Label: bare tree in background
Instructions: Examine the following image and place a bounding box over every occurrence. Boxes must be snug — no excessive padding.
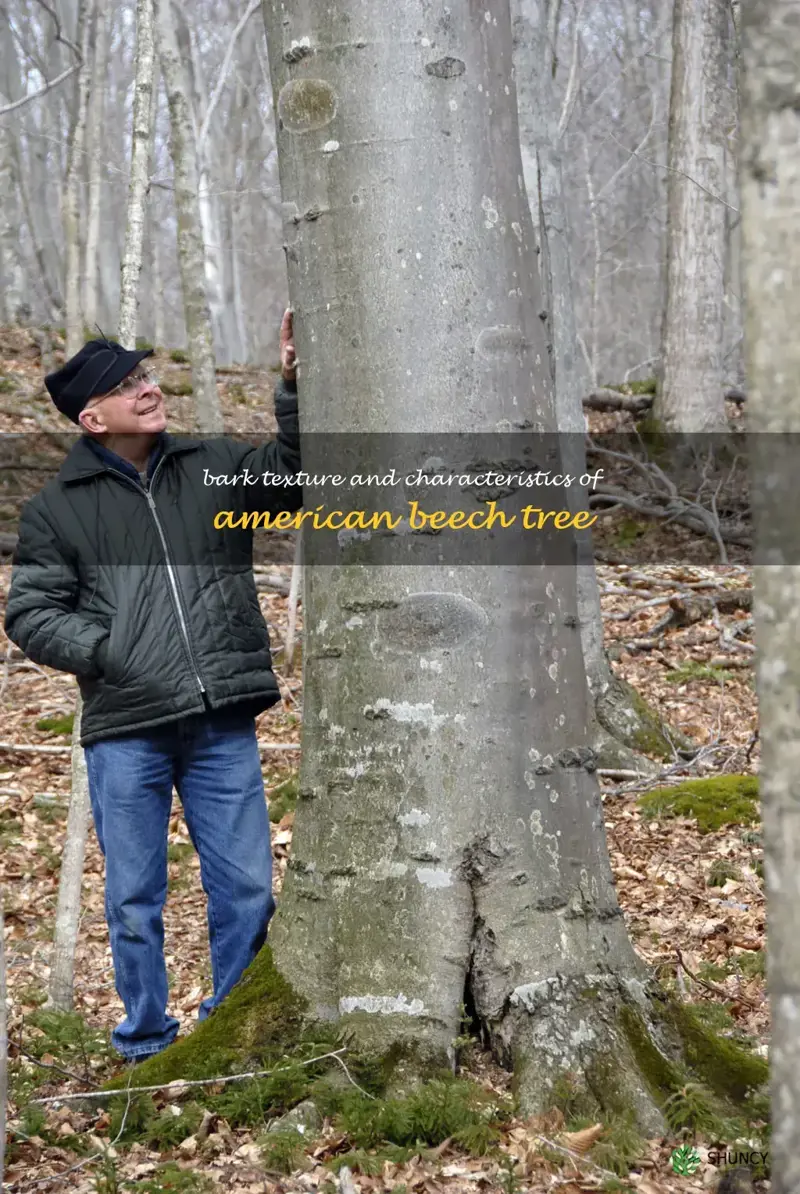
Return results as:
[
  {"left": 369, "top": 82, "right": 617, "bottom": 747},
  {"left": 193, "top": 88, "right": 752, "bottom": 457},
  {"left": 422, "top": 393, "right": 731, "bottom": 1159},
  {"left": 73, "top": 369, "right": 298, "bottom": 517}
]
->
[
  {"left": 741, "top": 2, "right": 800, "bottom": 1191},
  {"left": 83, "top": 0, "right": 111, "bottom": 328},
  {"left": 48, "top": 0, "right": 158, "bottom": 1016},
  {"left": 655, "top": 0, "right": 731, "bottom": 430},
  {"left": 513, "top": 0, "right": 674, "bottom": 772},
  {"left": 156, "top": 0, "right": 222, "bottom": 431},
  {"left": 119, "top": 0, "right": 157, "bottom": 341},
  {"left": 64, "top": 0, "right": 95, "bottom": 356}
]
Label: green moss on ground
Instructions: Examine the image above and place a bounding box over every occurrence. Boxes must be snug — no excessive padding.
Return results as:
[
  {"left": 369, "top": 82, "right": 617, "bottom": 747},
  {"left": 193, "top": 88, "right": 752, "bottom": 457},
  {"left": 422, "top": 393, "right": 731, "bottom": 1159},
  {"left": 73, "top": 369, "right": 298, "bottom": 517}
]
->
[
  {"left": 36, "top": 713, "right": 75, "bottom": 736},
  {"left": 666, "top": 661, "right": 736, "bottom": 686},
  {"left": 169, "top": 349, "right": 189, "bottom": 363},
  {"left": 638, "top": 776, "right": 759, "bottom": 833},
  {"left": 603, "top": 379, "right": 657, "bottom": 396},
  {"left": 160, "top": 380, "right": 193, "bottom": 396},
  {"left": 102, "top": 946, "right": 310, "bottom": 1090}
]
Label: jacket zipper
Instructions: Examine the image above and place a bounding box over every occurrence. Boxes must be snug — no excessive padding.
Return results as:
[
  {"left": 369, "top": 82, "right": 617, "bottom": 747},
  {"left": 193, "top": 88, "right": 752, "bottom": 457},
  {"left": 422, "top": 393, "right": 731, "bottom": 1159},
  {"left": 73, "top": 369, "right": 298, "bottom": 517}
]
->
[{"left": 105, "top": 460, "right": 207, "bottom": 695}]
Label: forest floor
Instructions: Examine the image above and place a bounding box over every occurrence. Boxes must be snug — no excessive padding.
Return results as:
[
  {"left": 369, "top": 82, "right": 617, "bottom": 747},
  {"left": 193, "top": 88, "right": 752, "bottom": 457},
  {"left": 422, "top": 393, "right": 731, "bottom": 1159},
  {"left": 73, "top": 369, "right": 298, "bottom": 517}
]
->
[{"left": 0, "top": 329, "right": 764, "bottom": 1194}]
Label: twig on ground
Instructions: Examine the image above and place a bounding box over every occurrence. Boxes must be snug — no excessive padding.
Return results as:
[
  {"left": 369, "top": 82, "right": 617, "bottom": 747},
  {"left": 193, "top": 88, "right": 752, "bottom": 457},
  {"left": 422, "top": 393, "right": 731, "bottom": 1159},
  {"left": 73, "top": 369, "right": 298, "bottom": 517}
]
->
[{"left": 31, "top": 1047, "right": 349, "bottom": 1104}]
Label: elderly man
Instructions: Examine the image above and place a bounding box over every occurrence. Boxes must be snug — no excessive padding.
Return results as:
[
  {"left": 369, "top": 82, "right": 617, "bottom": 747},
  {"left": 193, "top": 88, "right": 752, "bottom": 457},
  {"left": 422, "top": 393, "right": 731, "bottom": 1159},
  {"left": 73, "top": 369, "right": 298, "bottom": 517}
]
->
[{"left": 4, "top": 312, "right": 301, "bottom": 1064}]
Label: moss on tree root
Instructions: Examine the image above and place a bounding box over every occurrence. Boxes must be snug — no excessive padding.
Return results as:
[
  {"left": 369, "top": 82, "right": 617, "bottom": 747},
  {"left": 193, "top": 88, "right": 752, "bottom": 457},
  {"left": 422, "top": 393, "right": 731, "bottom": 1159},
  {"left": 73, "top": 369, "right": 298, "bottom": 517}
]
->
[
  {"left": 595, "top": 673, "right": 693, "bottom": 761},
  {"left": 620, "top": 989, "right": 769, "bottom": 1130},
  {"left": 102, "top": 946, "right": 316, "bottom": 1092}
]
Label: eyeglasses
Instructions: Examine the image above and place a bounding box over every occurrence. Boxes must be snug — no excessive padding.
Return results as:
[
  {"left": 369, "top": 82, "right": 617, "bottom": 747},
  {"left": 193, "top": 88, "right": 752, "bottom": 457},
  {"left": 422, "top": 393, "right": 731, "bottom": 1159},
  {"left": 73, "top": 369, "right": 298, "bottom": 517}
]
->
[
  {"left": 88, "top": 369, "right": 160, "bottom": 409},
  {"left": 104, "top": 368, "right": 160, "bottom": 399}
]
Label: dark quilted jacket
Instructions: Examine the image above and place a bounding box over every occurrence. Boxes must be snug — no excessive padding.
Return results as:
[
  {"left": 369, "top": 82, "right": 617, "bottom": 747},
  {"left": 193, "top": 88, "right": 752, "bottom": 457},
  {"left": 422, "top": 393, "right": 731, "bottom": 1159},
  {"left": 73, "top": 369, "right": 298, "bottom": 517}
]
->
[{"left": 4, "top": 378, "right": 302, "bottom": 746}]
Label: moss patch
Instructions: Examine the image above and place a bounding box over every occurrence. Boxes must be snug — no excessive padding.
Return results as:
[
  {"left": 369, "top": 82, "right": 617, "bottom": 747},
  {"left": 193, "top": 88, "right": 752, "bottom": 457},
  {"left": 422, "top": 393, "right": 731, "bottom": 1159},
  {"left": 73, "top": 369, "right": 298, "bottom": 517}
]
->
[
  {"left": 664, "top": 999, "right": 768, "bottom": 1104},
  {"left": 596, "top": 675, "right": 686, "bottom": 760},
  {"left": 604, "top": 378, "right": 657, "bottom": 396},
  {"left": 638, "top": 776, "right": 759, "bottom": 833},
  {"left": 36, "top": 713, "right": 75, "bottom": 736},
  {"left": 665, "top": 661, "right": 737, "bottom": 685},
  {"left": 161, "top": 380, "right": 193, "bottom": 397},
  {"left": 101, "top": 946, "right": 311, "bottom": 1090}
]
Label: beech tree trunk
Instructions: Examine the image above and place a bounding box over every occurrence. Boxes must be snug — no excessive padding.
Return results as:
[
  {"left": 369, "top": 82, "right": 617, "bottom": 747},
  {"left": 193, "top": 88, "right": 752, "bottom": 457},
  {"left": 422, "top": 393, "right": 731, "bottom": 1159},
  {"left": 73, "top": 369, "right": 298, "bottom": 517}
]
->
[
  {"left": 655, "top": 0, "right": 731, "bottom": 431},
  {"left": 258, "top": 0, "right": 669, "bottom": 1121},
  {"left": 741, "top": 4, "right": 800, "bottom": 1190},
  {"left": 156, "top": 0, "right": 222, "bottom": 432}
]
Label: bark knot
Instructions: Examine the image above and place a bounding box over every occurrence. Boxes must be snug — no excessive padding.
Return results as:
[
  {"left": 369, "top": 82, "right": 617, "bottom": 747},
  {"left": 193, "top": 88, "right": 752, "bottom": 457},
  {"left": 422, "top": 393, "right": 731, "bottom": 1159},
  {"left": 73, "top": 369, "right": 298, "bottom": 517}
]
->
[{"left": 425, "top": 56, "right": 466, "bottom": 79}]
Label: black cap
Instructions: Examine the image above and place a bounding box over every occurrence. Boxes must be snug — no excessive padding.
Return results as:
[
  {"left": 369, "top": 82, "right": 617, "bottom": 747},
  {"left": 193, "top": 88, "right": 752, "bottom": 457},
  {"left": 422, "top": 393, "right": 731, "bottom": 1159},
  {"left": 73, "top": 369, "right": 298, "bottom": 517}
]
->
[{"left": 45, "top": 338, "right": 155, "bottom": 424}]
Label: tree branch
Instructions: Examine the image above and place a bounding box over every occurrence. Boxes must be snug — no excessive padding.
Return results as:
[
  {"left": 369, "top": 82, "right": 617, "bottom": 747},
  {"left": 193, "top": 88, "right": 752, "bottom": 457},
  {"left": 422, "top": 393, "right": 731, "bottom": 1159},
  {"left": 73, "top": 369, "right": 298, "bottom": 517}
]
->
[
  {"left": 197, "top": 0, "right": 261, "bottom": 153},
  {"left": 0, "top": 62, "right": 80, "bottom": 118}
]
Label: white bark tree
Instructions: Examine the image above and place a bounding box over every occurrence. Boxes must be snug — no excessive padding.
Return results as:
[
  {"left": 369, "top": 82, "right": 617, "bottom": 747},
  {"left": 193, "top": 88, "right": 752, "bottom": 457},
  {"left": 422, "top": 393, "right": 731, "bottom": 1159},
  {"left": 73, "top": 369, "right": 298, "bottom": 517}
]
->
[
  {"left": 48, "top": 0, "right": 158, "bottom": 1016},
  {"left": 654, "top": 0, "right": 731, "bottom": 431},
  {"left": 741, "top": 2, "right": 800, "bottom": 1190},
  {"left": 156, "top": 0, "right": 222, "bottom": 432},
  {"left": 63, "top": 0, "right": 94, "bottom": 356},
  {"left": 512, "top": 0, "right": 675, "bottom": 772},
  {"left": 45, "top": 711, "right": 92, "bottom": 1011},
  {"left": 83, "top": 0, "right": 111, "bottom": 329},
  {"left": 118, "top": 0, "right": 156, "bottom": 343}
]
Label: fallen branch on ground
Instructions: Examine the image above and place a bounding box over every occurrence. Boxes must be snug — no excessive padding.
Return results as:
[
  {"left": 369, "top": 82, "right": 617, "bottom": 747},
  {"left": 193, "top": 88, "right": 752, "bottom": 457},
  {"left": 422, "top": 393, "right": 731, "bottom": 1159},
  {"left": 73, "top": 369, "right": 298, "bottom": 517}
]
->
[{"left": 31, "top": 1047, "right": 351, "bottom": 1104}]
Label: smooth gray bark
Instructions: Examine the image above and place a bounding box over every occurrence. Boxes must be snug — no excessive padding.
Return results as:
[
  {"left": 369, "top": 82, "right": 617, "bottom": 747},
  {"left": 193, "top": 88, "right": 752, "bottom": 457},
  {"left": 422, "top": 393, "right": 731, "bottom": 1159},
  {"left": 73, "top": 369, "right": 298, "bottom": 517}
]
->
[
  {"left": 157, "top": 0, "right": 222, "bottom": 432},
  {"left": 655, "top": 0, "right": 731, "bottom": 431},
  {"left": 262, "top": 0, "right": 661, "bottom": 1119},
  {"left": 741, "top": 4, "right": 800, "bottom": 1190}
]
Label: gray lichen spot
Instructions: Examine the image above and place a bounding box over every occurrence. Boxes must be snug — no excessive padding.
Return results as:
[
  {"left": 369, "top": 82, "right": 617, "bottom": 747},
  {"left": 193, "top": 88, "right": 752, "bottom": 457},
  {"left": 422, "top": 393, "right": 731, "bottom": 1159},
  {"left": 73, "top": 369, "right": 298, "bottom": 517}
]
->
[
  {"left": 425, "top": 56, "right": 466, "bottom": 78},
  {"left": 377, "top": 591, "right": 488, "bottom": 652},
  {"left": 277, "top": 78, "right": 338, "bottom": 133},
  {"left": 475, "top": 326, "right": 529, "bottom": 359}
]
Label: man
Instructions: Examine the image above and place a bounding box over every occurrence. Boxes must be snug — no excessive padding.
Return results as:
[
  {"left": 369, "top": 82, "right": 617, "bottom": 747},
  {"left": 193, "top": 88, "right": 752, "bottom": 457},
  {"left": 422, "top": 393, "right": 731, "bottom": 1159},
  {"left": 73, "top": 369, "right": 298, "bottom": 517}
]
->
[{"left": 4, "top": 312, "right": 301, "bottom": 1063}]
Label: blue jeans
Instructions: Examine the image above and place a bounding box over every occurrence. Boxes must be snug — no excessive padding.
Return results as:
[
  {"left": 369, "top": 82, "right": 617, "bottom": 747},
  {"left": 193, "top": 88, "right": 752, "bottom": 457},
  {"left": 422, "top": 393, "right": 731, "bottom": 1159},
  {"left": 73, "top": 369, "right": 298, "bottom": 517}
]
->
[{"left": 84, "top": 705, "right": 276, "bottom": 1060}]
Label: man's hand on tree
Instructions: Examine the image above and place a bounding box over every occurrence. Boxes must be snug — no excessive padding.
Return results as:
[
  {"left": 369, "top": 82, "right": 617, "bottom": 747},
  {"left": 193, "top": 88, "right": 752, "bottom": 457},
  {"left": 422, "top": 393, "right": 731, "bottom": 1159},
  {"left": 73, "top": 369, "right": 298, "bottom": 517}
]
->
[{"left": 280, "top": 308, "right": 297, "bottom": 382}]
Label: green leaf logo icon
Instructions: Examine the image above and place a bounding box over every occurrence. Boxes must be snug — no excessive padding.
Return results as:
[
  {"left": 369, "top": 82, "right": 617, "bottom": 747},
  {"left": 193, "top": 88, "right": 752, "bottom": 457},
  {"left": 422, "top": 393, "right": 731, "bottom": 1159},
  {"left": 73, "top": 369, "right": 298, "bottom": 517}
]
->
[{"left": 671, "top": 1145, "right": 701, "bottom": 1175}]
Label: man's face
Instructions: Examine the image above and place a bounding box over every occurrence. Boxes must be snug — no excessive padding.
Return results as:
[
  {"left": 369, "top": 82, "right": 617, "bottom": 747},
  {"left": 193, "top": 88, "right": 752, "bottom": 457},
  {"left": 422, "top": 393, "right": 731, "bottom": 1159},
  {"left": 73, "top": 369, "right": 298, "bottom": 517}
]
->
[{"left": 78, "top": 365, "right": 167, "bottom": 436}]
